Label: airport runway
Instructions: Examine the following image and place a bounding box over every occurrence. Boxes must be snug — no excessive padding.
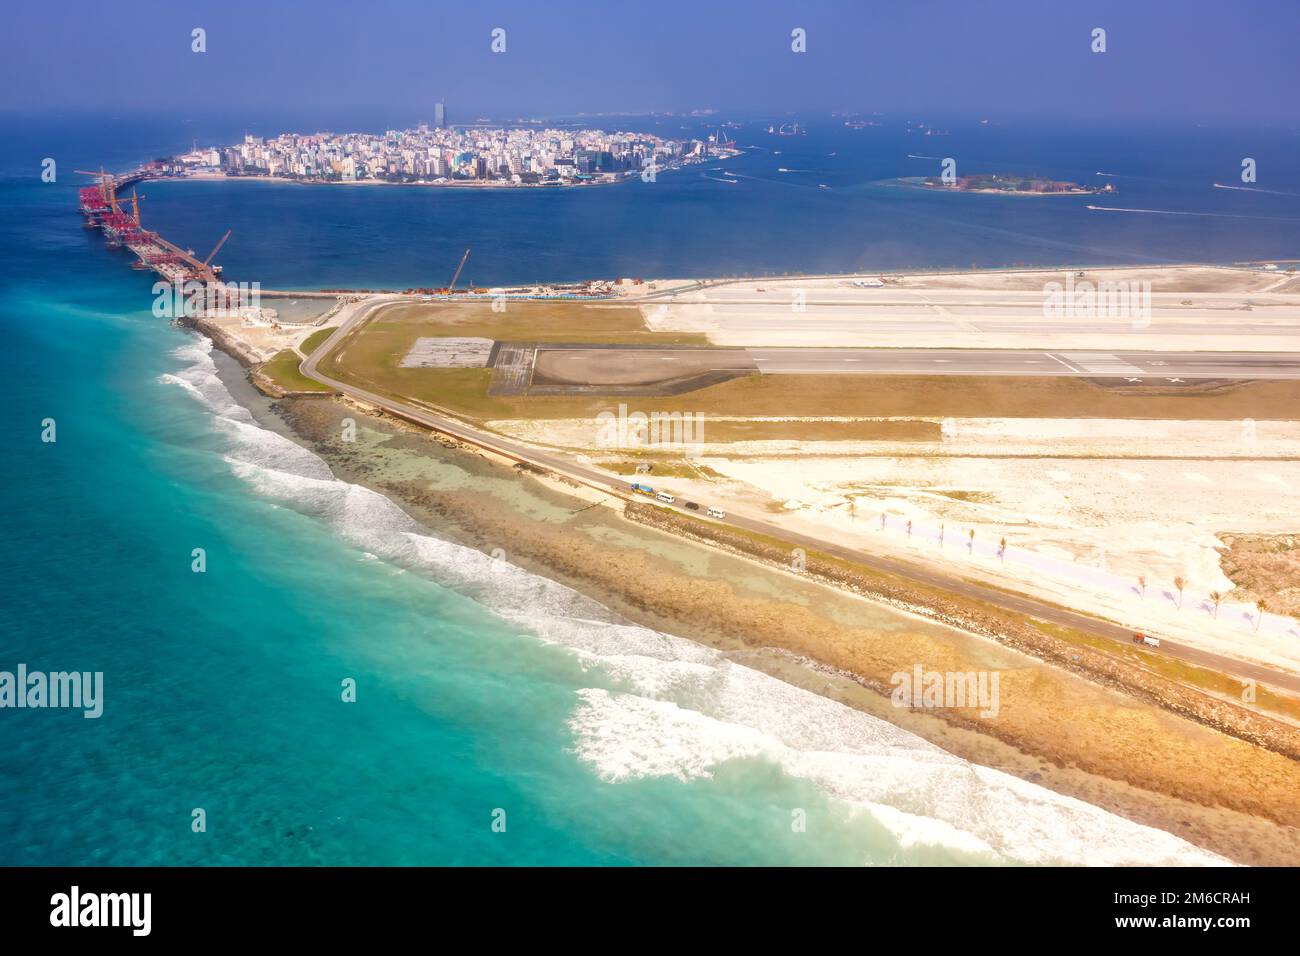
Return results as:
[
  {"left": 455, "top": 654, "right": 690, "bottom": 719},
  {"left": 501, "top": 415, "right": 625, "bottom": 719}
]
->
[
  {"left": 746, "top": 348, "right": 1300, "bottom": 380},
  {"left": 530, "top": 344, "right": 1300, "bottom": 383}
]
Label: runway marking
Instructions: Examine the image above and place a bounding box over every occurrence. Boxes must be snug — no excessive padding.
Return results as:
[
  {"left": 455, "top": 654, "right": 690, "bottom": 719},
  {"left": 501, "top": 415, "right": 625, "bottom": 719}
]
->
[
  {"left": 1058, "top": 352, "right": 1147, "bottom": 376},
  {"left": 1044, "top": 352, "right": 1084, "bottom": 374}
]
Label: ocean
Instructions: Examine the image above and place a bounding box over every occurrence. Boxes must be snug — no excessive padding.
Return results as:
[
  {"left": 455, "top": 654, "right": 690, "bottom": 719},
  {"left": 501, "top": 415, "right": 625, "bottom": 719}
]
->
[{"left": 3, "top": 112, "right": 1293, "bottom": 866}]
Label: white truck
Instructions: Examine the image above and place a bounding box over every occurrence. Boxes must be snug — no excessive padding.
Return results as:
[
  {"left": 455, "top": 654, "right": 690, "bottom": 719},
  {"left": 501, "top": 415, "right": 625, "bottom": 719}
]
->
[{"left": 1131, "top": 631, "right": 1161, "bottom": 648}]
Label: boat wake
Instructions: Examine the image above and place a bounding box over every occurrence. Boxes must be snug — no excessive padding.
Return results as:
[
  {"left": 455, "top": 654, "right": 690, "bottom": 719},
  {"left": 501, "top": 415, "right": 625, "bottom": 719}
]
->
[
  {"left": 1088, "top": 204, "right": 1300, "bottom": 221},
  {"left": 1214, "top": 182, "right": 1300, "bottom": 197},
  {"left": 158, "top": 333, "right": 1231, "bottom": 867}
]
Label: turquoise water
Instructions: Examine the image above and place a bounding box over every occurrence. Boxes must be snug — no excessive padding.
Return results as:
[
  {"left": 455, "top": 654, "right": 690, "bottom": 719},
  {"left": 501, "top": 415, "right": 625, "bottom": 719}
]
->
[{"left": 4, "top": 115, "right": 1287, "bottom": 866}]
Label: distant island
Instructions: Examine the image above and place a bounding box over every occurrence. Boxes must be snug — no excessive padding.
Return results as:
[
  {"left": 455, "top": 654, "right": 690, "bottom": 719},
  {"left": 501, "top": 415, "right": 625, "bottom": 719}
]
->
[
  {"left": 152, "top": 122, "right": 741, "bottom": 189},
  {"left": 917, "top": 173, "right": 1115, "bottom": 196}
]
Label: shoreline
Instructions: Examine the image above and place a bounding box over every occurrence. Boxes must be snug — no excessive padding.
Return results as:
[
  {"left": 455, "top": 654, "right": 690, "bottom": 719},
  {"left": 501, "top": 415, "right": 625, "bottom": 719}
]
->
[{"left": 200, "top": 333, "right": 1300, "bottom": 865}]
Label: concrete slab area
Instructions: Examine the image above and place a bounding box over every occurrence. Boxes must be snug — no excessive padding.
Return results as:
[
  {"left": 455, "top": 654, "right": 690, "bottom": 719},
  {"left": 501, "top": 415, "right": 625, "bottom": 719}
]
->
[{"left": 399, "top": 336, "right": 495, "bottom": 368}]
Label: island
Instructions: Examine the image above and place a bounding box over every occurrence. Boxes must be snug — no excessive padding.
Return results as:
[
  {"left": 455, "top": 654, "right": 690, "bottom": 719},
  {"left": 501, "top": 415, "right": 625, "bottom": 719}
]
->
[
  {"left": 148, "top": 122, "right": 741, "bottom": 188},
  {"left": 920, "top": 173, "right": 1115, "bottom": 195}
]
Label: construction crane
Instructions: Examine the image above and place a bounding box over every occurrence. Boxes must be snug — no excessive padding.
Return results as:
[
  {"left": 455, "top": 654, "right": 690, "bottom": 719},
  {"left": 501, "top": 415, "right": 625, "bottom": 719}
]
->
[
  {"left": 75, "top": 167, "right": 112, "bottom": 199},
  {"left": 201, "top": 229, "right": 231, "bottom": 270},
  {"left": 448, "top": 247, "right": 471, "bottom": 293},
  {"left": 126, "top": 189, "right": 146, "bottom": 225},
  {"left": 176, "top": 229, "right": 232, "bottom": 283}
]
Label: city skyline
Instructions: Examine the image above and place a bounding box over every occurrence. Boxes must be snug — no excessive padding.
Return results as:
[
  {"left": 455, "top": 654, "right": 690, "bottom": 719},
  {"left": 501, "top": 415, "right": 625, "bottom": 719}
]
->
[{"left": 176, "top": 121, "right": 730, "bottom": 184}]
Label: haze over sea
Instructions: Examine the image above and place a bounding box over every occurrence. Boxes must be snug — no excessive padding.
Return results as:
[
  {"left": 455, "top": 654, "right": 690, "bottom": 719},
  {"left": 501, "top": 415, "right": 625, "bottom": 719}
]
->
[{"left": 2, "top": 113, "right": 1295, "bottom": 865}]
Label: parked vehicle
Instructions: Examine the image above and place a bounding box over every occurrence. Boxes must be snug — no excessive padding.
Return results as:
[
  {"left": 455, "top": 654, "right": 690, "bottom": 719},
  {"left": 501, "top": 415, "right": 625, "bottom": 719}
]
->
[
  {"left": 655, "top": 492, "right": 676, "bottom": 504},
  {"left": 706, "top": 507, "right": 726, "bottom": 519},
  {"left": 630, "top": 483, "right": 654, "bottom": 495},
  {"left": 684, "top": 501, "right": 699, "bottom": 511},
  {"left": 1132, "top": 631, "right": 1161, "bottom": 648}
]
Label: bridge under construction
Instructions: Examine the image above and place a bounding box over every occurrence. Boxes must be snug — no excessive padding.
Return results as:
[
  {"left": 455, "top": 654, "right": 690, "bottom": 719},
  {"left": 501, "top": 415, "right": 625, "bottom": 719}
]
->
[{"left": 77, "top": 165, "right": 234, "bottom": 299}]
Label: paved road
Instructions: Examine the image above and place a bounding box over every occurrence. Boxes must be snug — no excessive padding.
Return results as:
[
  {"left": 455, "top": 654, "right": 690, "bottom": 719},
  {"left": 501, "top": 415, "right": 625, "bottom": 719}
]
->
[
  {"left": 747, "top": 347, "right": 1300, "bottom": 380},
  {"left": 300, "top": 305, "right": 1300, "bottom": 695}
]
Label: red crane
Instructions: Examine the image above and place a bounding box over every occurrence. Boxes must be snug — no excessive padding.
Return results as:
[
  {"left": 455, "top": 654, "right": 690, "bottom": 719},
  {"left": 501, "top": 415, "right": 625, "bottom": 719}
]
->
[
  {"left": 201, "top": 229, "right": 231, "bottom": 270},
  {"left": 448, "top": 247, "right": 471, "bottom": 293},
  {"left": 74, "top": 167, "right": 112, "bottom": 202}
]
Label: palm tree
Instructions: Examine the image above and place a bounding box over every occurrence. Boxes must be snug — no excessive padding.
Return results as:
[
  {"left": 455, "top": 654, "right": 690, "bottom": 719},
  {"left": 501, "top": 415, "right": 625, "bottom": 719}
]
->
[
  {"left": 1174, "top": 576, "right": 1186, "bottom": 610},
  {"left": 1209, "top": 591, "right": 1222, "bottom": 618},
  {"left": 1138, "top": 575, "right": 1146, "bottom": 599},
  {"left": 940, "top": 523, "right": 945, "bottom": 547},
  {"left": 1256, "top": 599, "right": 1267, "bottom": 633},
  {"left": 999, "top": 537, "right": 1007, "bottom": 563},
  {"left": 968, "top": 529, "right": 976, "bottom": 554},
  {"left": 906, "top": 519, "right": 913, "bottom": 537}
]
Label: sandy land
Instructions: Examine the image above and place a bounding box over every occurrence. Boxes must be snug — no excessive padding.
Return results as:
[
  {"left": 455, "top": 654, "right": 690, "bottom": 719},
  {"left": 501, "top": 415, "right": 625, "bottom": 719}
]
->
[
  {"left": 637, "top": 265, "right": 1300, "bottom": 351},
  {"left": 635, "top": 265, "right": 1297, "bottom": 297},
  {"left": 190, "top": 293, "right": 389, "bottom": 368},
  {"left": 486, "top": 413, "right": 1300, "bottom": 674},
  {"left": 257, "top": 390, "right": 1300, "bottom": 866}
]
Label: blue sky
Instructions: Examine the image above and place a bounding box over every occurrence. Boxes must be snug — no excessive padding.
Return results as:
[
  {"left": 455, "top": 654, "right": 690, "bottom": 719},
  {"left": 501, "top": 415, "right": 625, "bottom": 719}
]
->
[{"left": 6, "top": 0, "right": 1298, "bottom": 125}]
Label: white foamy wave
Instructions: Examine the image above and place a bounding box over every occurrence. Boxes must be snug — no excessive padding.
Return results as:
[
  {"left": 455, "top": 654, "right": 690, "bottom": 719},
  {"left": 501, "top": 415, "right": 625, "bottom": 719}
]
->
[
  {"left": 163, "top": 333, "right": 1232, "bottom": 867},
  {"left": 159, "top": 337, "right": 254, "bottom": 424},
  {"left": 217, "top": 418, "right": 334, "bottom": 481},
  {"left": 569, "top": 687, "right": 1228, "bottom": 867}
]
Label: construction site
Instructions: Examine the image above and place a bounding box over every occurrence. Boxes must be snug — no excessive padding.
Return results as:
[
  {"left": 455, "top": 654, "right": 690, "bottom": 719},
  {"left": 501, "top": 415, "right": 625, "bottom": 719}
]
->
[{"left": 77, "top": 165, "right": 234, "bottom": 291}]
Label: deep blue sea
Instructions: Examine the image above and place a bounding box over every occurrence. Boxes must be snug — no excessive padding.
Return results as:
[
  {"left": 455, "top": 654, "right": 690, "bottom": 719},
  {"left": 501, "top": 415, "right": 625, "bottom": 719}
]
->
[{"left": 2, "top": 113, "right": 1296, "bottom": 866}]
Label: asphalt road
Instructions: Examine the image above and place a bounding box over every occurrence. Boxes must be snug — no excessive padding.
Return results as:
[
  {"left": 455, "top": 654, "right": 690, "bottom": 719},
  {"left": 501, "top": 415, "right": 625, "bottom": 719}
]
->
[{"left": 300, "top": 304, "right": 1300, "bottom": 695}]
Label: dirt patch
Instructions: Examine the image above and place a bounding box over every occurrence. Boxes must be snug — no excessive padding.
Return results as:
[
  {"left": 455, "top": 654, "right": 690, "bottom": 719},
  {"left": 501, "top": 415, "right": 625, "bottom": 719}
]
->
[
  {"left": 373, "top": 299, "right": 709, "bottom": 345},
  {"left": 532, "top": 346, "right": 755, "bottom": 386},
  {"left": 1218, "top": 533, "right": 1300, "bottom": 617}
]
